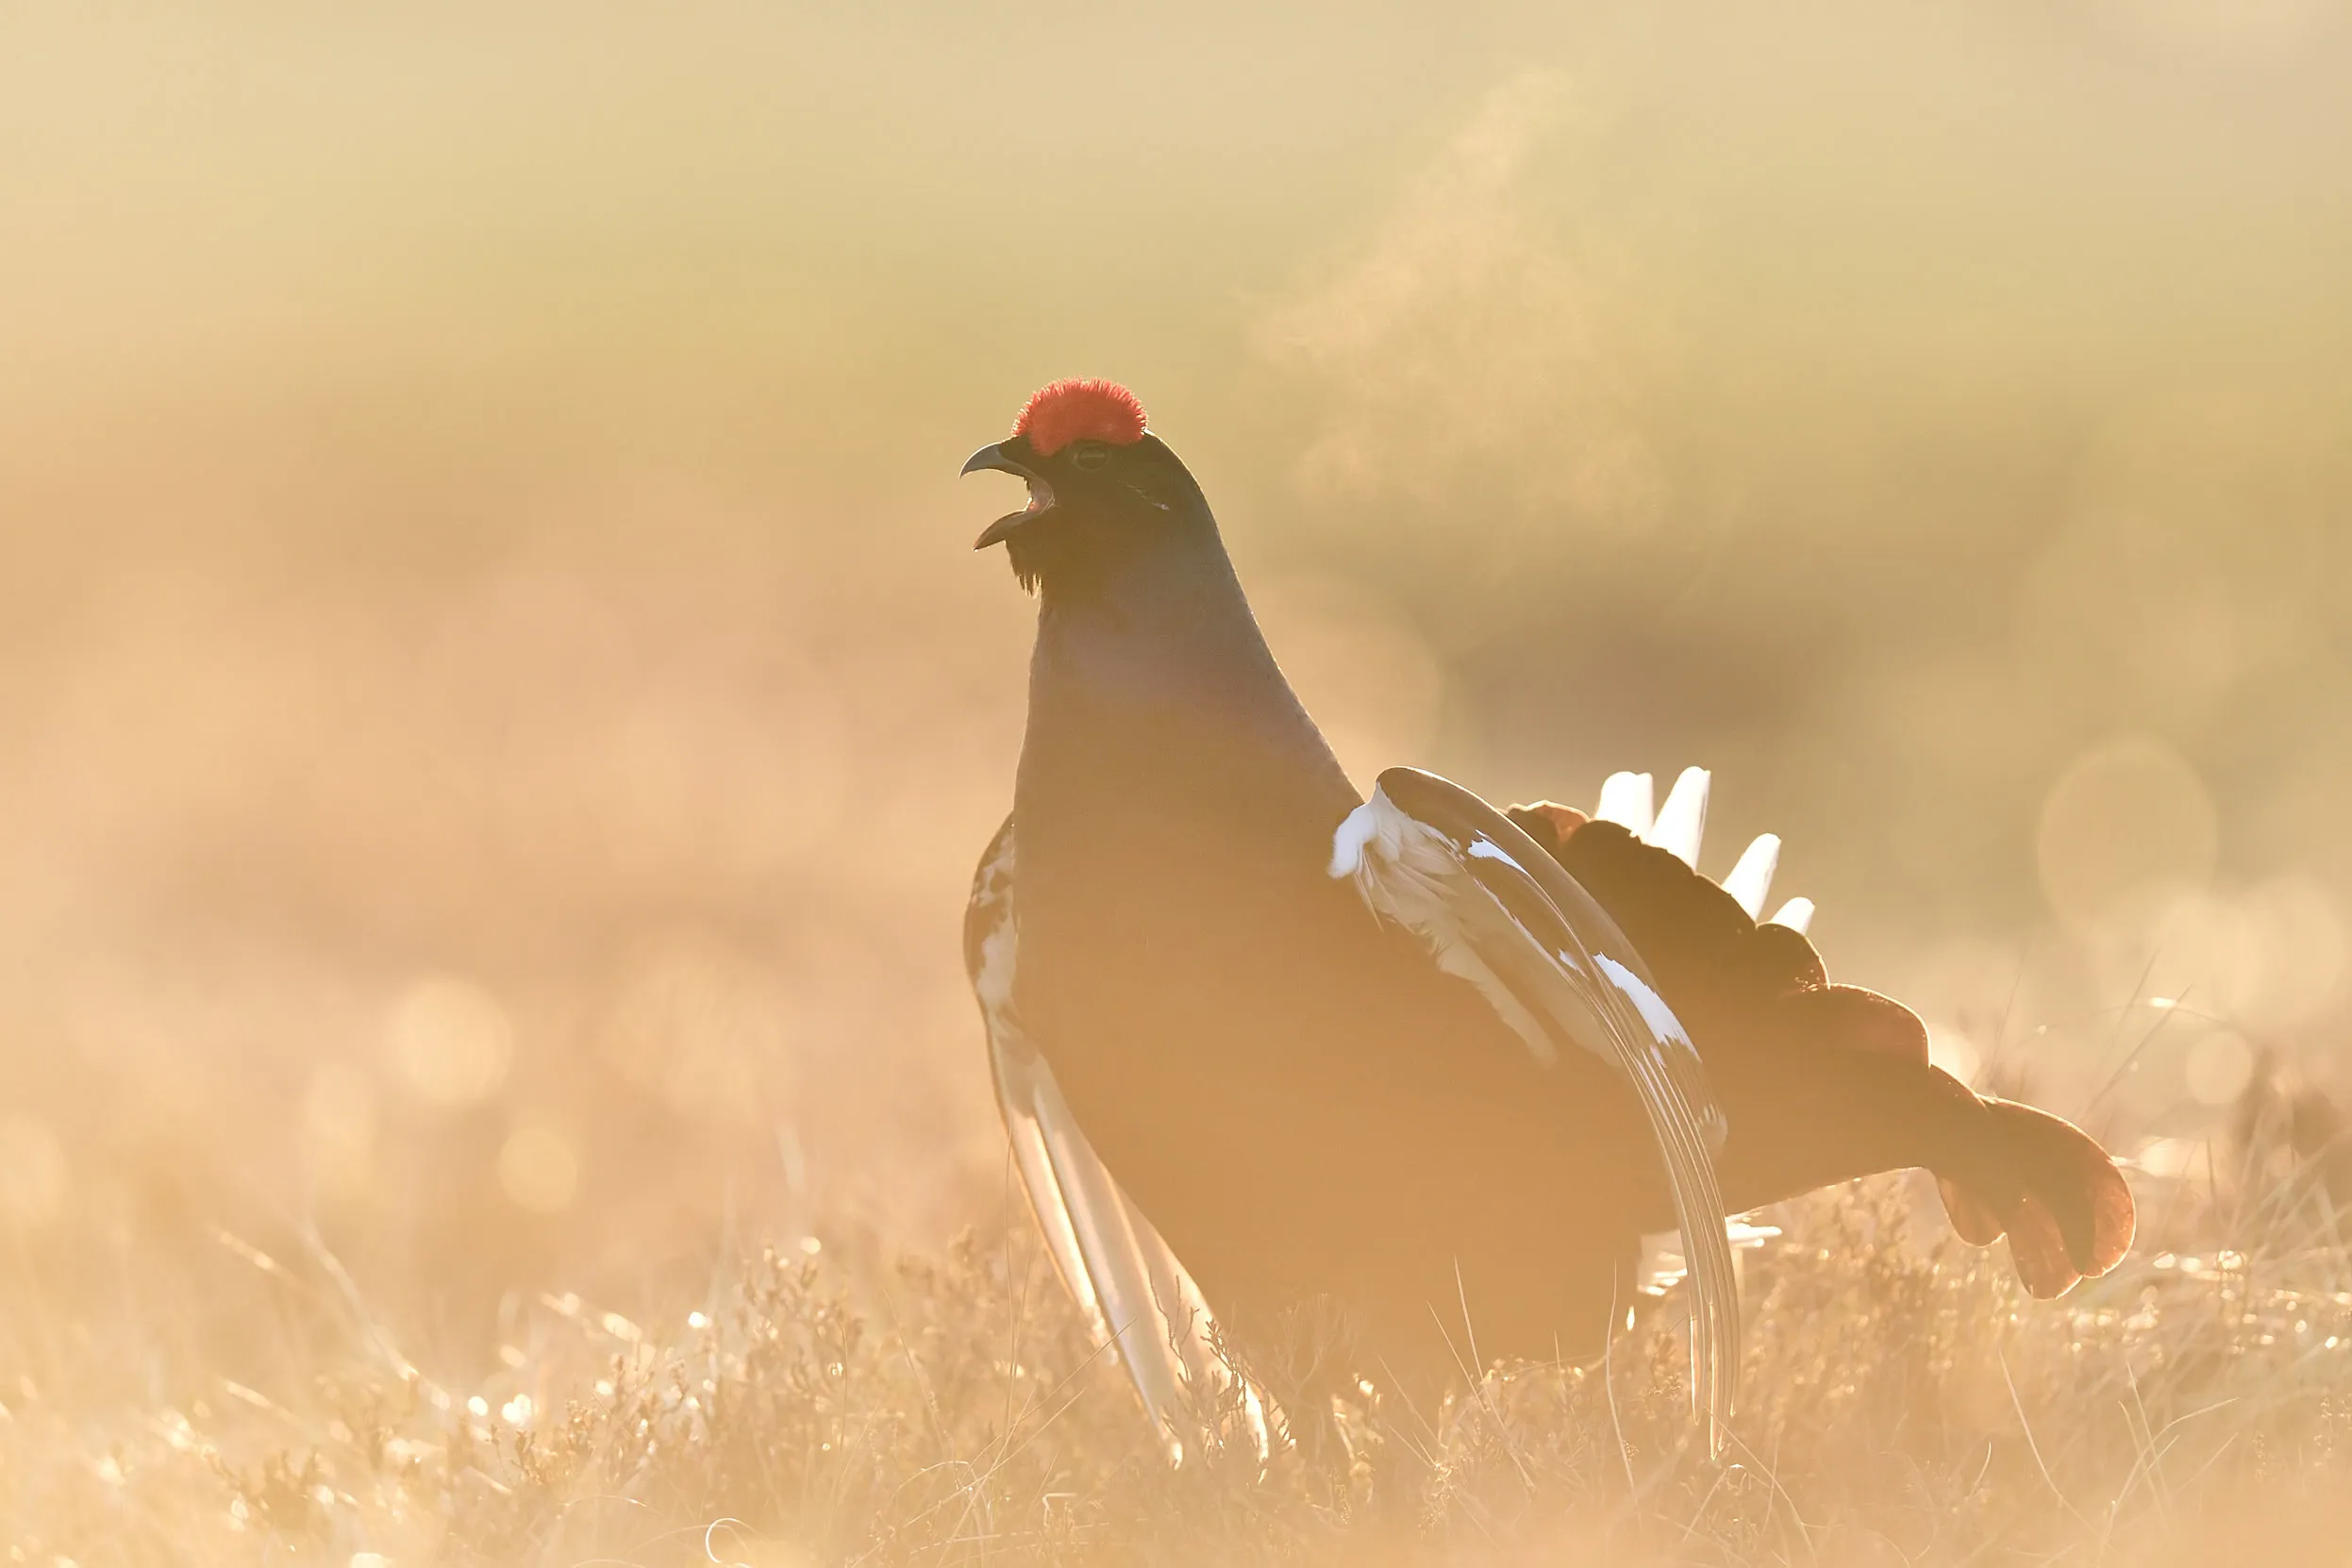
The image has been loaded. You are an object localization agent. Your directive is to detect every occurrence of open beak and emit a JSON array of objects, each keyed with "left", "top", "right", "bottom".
[{"left": 962, "top": 443, "right": 1056, "bottom": 549}]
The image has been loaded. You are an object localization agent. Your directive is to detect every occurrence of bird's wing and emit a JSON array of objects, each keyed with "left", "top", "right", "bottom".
[
  {"left": 1328, "top": 768, "right": 1740, "bottom": 1457},
  {"left": 965, "top": 817, "right": 1268, "bottom": 1465}
]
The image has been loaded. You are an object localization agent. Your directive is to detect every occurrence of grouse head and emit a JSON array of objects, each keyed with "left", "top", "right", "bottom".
[{"left": 962, "top": 379, "right": 1216, "bottom": 598}]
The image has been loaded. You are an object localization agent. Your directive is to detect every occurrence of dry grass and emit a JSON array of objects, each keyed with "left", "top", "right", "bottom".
[{"left": 11, "top": 1127, "right": 2351, "bottom": 1567}]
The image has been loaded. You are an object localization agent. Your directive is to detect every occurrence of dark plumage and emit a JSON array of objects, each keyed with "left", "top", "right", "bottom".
[
  {"left": 960, "top": 380, "right": 2132, "bottom": 1451},
  {"left": 1511, "top": 805, "right": 2133, "bottom": 1299}
]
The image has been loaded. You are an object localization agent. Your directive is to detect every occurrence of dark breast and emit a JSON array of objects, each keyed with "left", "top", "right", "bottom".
[{"left": 1010, "top": 724, "right": 1659, "bottom": 1367}]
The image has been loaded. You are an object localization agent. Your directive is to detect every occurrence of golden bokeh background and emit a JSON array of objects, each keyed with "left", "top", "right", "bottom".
[{"left": 2, "top": 0, "right": 2349, "bottom": 1415}]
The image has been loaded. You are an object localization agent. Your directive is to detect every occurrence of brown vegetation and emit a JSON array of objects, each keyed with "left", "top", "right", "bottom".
[{"left": 10, "top": 1119, "right": 2352, "bottom": 1565}]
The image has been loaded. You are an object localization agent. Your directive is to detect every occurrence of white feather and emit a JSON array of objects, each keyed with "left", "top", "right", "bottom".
[
  {"left": 1332, "top": 790, "right": 1557, "bottom": 1063},
  {"left": 1645, "top": 766, "right": 1710, "bottom": 867},
  {"left": 1594, "top": 953, "right": 1694, "bottom": 1051},
  {"left": 1327, "top": 800, "right": 1380, "bottom": 878},
  {"left": 993, "top": 1045, "right": 1106, "bottom": 1331},
  {"left": 1594, "top": 771, "right": 1654, "bottom": 835},
  {"left": 1768, "top": 895, "right": 1815, "bottom": 935},
  {"left": 1722, "top": 834, "right": 1780, "bottom": 920}
]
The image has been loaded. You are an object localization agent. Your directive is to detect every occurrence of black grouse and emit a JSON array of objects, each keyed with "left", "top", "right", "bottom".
[{"left": 960, "top": 379, "right": 2133, "bottom": 1458}]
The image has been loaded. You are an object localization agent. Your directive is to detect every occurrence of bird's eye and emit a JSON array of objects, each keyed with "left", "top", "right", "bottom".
[{"left": 1068, "top": 442, "right": 1111, "bottom": 473}]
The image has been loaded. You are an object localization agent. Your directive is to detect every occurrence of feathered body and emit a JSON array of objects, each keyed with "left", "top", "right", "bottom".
[
  {"left": 1003, "top": 434, "right": 1662, "bottom": 1376},
  {"left": 960, "top": 379, "right": 2132, "bottom": 1436}
]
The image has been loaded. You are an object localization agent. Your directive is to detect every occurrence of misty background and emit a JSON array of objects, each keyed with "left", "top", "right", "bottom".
[{"left": 1, "top": 3, "right": 2348, "bottom": 1376}]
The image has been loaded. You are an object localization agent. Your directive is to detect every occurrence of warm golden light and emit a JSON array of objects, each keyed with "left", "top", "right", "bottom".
[{"left": 2, "top": 3, "right": 2349, "bottom": 1560}]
